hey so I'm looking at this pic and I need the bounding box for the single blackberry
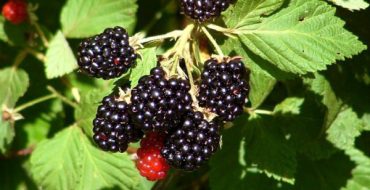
[93,95,143,152]
[197,58,249,121]
[77,26,137,79]
[179,0,231,22]
[161,111,220,170]
[131,67,193,132]
[136,132,170,181]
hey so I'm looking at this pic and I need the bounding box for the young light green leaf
[326,108,364,150]
[45,31,78,79]
[129,47,157,87]
[342,148,370,190]
[228,0,366,74]
[221,38,277,108]
[328,0,369,11]
[0,68,29,108]
[0,117,15,153]
[61,0,138,38]
[31,126,141,190]
[30,126,81,190]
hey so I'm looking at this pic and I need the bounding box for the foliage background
[0,0,369,189]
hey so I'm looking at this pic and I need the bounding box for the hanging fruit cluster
[76,0,250,181]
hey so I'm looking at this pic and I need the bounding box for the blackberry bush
[161,111,221,170]
[77,26,137,79]
[130,67,193,132]
[179,0,231,22]
[93,95,143,152]
[198,58,249,121]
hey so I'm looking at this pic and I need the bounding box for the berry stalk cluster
[76,0,247,182]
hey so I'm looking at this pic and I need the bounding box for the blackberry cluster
[131,67,193,132]
[77,26,137,79]
[198,58,249,121]
[179,0,231,22]
[93,95,143,152]
[161,111,220,170]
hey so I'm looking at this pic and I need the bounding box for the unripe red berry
[2,0,28,24]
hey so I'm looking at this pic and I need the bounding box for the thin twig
[47,86,78,108]
[139,30,184,44]
[14,94,56,112]
[33,22,49,47]
[26,48,46,62]
[13,50,28,68]
[201,26,224,57]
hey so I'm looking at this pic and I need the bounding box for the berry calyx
[197,58,250,121]
[136,132,170,181]
[93,95,143,152]
[77,26,137,80]
[2,0,28,24]
[131,67,193,132]
[179,0,231,22]
[161,111,221,171]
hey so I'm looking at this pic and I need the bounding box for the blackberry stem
[201,26,224,57]
[14,94,57,112]
[139,30,183,44]
[47,86,78,108]
[13,50,28,68]
[25,48,46,61]
[206,24,237,37]
[244,107,274,116]
[32,22,49,47]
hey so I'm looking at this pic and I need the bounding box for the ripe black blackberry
[130,67,193,132]
[77,26,137,79]
[197,58,249,121]
[93,95,143,152]
[179,0,231,22]
[161,111,221,170]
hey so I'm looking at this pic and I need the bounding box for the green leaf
[0,68,29,108]
[223,0,284,28]
[75,90,108,137]
[30,127,81,190]
[45,31,78,79]
[326,108,364,150]
[246,115,297,184]
[31,126,141,190]
[304,73,343,130]
[0,16,29,45]
[342,148,370,190]
[328,0,369,11]
[0,117,15,153]
[129,47,157,87]
[0,16,7,42]
[76,129,140,190]
[61,0,138,38]
[227,0,366,74]
[221,38,277,108]
[295,152,353,190]
[274,97,338,160]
